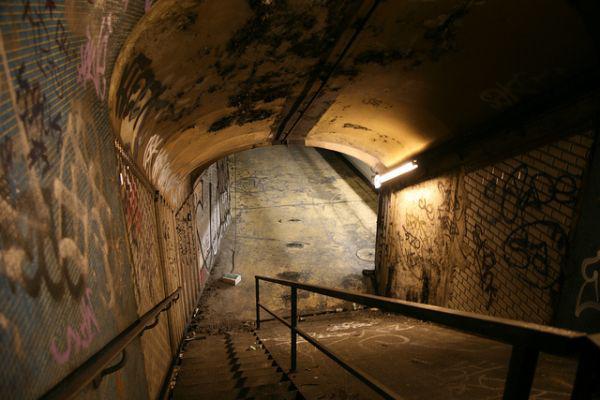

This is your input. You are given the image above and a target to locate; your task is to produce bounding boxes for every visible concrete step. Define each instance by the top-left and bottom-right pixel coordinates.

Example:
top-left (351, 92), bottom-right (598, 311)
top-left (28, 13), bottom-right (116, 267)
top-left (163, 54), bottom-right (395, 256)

top-left (185, 341), bottom-right (264, 355)
top-left (181, 351), bottom-right (271, 366)
top-left (173, 382), bottom-right (297, 400)
top-left (180, 359), bottom-right (277, 375)
top-left (172, 331), bottom-right (301, 400)
top-left (176, 366), bottom-right (282, 386)
top-left (183, 347), bottom-right (270, 362)
top-left (176, 372), bottom-right (287, 393)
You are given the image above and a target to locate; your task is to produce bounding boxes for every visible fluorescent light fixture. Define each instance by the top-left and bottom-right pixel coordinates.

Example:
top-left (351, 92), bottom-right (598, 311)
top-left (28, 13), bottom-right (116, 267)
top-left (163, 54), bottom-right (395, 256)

top-left (373, 161), bottom-right (418, 189)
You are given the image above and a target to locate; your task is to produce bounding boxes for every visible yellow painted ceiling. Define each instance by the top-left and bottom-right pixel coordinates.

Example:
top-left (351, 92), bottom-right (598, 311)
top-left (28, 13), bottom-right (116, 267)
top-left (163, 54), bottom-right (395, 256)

top-left (109, 0), bottom-right (598, 206)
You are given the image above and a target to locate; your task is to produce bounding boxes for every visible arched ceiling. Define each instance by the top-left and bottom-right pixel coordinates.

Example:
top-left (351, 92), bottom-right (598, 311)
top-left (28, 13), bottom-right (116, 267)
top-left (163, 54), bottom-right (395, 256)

top-left (109, 0), bottom-right (598, 206)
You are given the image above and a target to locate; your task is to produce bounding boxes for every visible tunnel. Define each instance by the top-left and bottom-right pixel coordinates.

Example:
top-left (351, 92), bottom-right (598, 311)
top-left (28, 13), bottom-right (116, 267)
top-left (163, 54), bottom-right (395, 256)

top-left (1, 0), bottom-right (600, 399)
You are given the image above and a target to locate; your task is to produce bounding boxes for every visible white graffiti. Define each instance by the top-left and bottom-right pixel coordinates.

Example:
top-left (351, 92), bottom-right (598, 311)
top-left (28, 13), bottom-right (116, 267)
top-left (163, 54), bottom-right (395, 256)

top-left (143, 134), bottom-right (163, 171)
top-left (140, 134), bottom-right (186, 207)
top-left (575, 250), bottom-right (600, 317)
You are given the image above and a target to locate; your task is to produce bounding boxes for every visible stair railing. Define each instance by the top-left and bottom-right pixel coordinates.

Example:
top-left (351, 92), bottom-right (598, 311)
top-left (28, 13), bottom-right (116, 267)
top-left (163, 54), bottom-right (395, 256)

top-left (41, 287), bottom-right (181, 400)
top-left (255, 275), bottom-right (599, 400)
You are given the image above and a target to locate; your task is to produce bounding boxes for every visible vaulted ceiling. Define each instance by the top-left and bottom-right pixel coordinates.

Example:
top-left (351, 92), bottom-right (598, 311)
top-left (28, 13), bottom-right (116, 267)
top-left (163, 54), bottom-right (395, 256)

top-left (109, 0), bottom-right (599, 206)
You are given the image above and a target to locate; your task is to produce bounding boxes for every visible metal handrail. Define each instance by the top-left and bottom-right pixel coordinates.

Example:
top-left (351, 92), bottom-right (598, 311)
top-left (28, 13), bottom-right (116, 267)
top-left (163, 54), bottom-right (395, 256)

top-left (42, 287), bottom-right (182, 400)
top-left (255, 275), bottom-right (600, 400)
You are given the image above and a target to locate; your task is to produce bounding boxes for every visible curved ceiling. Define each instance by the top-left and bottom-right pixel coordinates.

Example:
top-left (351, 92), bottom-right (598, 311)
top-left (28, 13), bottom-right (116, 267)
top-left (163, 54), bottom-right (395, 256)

top-left (109, 0), bottom-right (598, 206)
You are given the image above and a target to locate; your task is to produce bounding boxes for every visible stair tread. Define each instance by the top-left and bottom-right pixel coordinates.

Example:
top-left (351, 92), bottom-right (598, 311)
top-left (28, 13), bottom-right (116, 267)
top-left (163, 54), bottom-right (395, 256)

top-left (185, 342), bottom-right (263, 353)
top-left (174, 382), bottom-right (296, 399)
top-left (177, 366), bottom-right (282, 385)
top-left (176, 373), bottom-right (286, 392)
top-left (181, 352), bottom-right (272, 366)
top-left (172, 331), bottom-right (300, 400)
top-left (183, 349), bottom-right (264, 359)
top-left (181, 359), bottom-right (276, 374)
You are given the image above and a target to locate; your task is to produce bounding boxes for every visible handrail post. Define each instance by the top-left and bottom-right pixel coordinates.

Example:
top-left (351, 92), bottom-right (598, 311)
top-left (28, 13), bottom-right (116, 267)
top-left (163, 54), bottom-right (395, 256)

top-left (255, 277), bottom-right (260, 330)
top-left (291, 286), bottom-right (298, 372)
top-left (503, 345), bottom-right (539, 400)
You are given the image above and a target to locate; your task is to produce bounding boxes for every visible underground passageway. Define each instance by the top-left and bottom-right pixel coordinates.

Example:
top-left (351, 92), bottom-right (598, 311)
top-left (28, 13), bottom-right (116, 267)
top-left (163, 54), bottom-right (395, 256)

top-left (1, 0), bottom-right (600, 399)
top-left (199, 145), bottom-right (377, 327)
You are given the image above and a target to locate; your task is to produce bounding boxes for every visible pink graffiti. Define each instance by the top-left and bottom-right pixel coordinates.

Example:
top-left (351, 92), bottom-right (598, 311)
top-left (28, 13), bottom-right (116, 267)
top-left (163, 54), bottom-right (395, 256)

top-left (77, 14), bottom-right (113, 100)
top-left (49, 288), bottom-right (100, 364)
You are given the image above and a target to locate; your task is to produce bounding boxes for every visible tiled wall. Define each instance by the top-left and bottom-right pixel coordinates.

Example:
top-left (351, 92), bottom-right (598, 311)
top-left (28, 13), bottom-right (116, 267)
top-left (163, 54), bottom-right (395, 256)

top-left (377, 132), bottom-right (595, 325)
top-left (0, 2), bottom-right (231, 398)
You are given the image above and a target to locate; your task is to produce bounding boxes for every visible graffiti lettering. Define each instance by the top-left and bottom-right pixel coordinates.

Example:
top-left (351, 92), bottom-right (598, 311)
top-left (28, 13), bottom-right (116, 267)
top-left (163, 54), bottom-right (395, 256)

top-left (115, 53), bottom-right (168, 145)
top-left (473, 224), bottom-right (497, 309)
top-left (120, 166), bottom-right (143, 247)
top-left (437, 180), bottom-right (462, 237)
top-left (22, 0), bottom-right (73, 100)
top-left (78, 14), bottom-right (113, 100)
top-left (49, 288), bottom-right (100, 364)
top-left (575, 250), bottom-right (600, 316)
top-left (503, 221), bottom-right (567, 289)
top-left (0, 98), bottom-right (117, 306)
top-left (417, 198), bottom-right (434, 221)
top-left (14, 63), bottom-right (64, 174)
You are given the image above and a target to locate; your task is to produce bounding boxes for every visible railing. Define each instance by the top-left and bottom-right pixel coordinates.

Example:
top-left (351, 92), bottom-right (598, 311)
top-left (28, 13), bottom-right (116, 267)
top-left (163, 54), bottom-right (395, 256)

top-left (255, 275), bottom-right (600, 400)
top-left (42, 287), bottom-right (181, 400)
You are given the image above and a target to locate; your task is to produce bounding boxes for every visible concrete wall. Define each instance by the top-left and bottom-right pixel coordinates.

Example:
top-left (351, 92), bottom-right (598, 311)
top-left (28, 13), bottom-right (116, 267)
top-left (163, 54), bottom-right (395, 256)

top-left (0, 2), bottom-right (231, 398)
top-left (376, 130), bottom-right (600, 329)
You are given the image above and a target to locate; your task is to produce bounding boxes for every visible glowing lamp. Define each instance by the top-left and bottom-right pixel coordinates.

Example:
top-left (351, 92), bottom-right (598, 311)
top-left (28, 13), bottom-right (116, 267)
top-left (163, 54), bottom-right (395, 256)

top-left (373, 161), bottom-right (418, 189)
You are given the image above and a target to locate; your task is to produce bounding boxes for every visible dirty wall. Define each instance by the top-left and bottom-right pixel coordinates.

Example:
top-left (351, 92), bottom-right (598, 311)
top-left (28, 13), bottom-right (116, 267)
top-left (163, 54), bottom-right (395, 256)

top-left (376, 130), bottom-right (600, 328)
top-left (0, 1), bottom-right (230, 398)
top-left (192, 159), bottom-right (232, 290)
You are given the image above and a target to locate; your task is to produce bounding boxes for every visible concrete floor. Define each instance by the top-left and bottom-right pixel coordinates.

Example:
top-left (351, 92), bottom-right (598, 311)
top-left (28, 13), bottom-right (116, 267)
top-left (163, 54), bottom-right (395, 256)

top-left (197, 146), bottom-right (378, 328)
top-left (257, 310), bottom-right (578, 400)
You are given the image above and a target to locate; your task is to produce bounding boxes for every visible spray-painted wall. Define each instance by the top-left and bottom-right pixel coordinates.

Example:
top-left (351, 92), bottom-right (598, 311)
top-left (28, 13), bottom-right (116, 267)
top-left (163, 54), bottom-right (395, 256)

top-left (0, 1), bottom-right (231, 398)
top-left (376, 130), bottom-right (599, 328)
top-left (192, 159), bottom-right (232, 289)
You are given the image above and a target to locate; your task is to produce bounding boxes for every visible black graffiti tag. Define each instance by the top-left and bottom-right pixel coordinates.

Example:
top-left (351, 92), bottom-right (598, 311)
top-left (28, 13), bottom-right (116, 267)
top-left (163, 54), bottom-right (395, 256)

top-left (503, 221), bottom-right (567, 289)
top-left (485, 164), bottom-right (578, 224)
top-left (472, 224), bottom-right (497, 309)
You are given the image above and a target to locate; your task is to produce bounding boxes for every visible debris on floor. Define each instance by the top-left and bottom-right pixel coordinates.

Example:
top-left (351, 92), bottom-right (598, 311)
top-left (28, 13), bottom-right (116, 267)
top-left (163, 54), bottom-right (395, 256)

top-left (221, 273), bottom-right (242, 285)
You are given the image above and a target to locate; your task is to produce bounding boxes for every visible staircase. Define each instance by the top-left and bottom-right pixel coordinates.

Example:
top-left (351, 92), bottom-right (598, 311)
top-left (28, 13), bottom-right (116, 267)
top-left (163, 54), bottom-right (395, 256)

top-left (172, 331), bottom-right (303, 400)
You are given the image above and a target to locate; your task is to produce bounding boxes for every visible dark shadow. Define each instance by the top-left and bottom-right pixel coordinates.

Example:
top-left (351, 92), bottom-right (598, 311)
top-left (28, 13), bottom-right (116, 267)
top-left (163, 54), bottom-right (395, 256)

top-left (315, 148), bottom-right (378, 214)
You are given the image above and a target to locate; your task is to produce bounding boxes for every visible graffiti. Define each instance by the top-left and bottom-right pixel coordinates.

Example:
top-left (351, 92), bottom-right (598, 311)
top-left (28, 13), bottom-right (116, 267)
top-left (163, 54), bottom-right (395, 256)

top-left (158, 201), bottom-right (179, 282)
top-left (120, 166), bottom-right (143, 246)
top-left (0, 96), bottom-right (117, 307)
top-left (14, 63), bottom-right (64, 174)
top-left (503, 221), bottom-right (567, 289)
top-left (437, 180), bottom-right (462, 237)
top-left (142, 134), bottom-right (162, 172)
top-left (484, 164), bottom-right (578, 224)
top-left (575, 250), bottom-right (600, 317)
top-left (472, 224), bottom-right (497, 309)
top-left (480, 69), bottom-right (565, 110)
top-left (385, 176), bottom-right (467, 305)
top-left (0, 313), bottom-right (23, 359)
top-left (115, 52), bottom-right (167, 143)
top-left (417, 198), bottom-right (434, 221)
top-left (22, 0), bottom-right (74, 100)
top-left (403, 226), bottom-right (421, 250)
top-left (116, 152), bottom-right (166, 312)
top-left (49, 288), bottom-right (100, 364)
top-left (78, 14), bottom-right (113, 100)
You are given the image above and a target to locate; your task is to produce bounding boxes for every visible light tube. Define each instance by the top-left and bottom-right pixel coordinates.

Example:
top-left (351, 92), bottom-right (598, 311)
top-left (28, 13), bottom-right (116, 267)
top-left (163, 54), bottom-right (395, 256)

top-left (373, 161), bottom-right (418, 189)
